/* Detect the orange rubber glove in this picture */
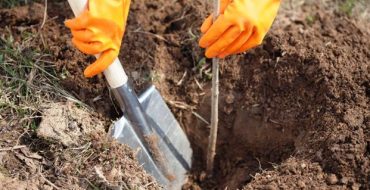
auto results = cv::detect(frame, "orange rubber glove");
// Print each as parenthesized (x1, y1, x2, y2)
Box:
(199, 0, 281, 58)
(65, 0, 131, 78)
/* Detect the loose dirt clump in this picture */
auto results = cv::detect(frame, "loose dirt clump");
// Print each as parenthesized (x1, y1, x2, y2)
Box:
(37, 102, 105, 146)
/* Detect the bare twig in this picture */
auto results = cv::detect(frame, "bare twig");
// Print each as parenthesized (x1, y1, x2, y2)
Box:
(192, 111, 210, 126)
(40, 0, 48, 29)
(166, 99, 195, 110)
(131, 30, 168, 42)
(194, 77, 204, 90)
(255, 157, 263, 172)
(177, 70, 188, 86)
(143, 181, 156, 188)
(0, 145, 27, 151)
(39, 168, 61, 190)
(206, 0, 221, 175)
(16, 130, 28, 147)
(68, 142, 91, 151)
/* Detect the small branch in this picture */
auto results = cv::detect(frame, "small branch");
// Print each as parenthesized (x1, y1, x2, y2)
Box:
(143, 181, 155, 188)
(176, 70, 187, 86)
(206, 0, 221, 175)
(68, 142, 91, 150)
(192, 111, 210, 126)
(131, 30, 168, 42)
(40, 170, 60, 190)
(42, 176, 60, 190)
(166, 99, 195, 110)
(194, 77, 204, 90)
(40, 0, 48, 29)
(0, 145, 27, 151)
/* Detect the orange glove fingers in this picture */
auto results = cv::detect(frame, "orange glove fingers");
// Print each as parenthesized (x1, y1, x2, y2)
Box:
(220, 0, 232, 12)
(65, 0, 131, 78)
(200, 15, 213, 34)
(200, 0, 232, 33)
(199, 0, 281, 58)
(84, 50, 117, 78)
(88, 18, 123, 40)
(72, 38, 104, 55)
(199, 15, 232, 48)
(64, 11, 89, 30)
(236, 31, 263, 54)
(201, 0, 232, 34)
(205, 26, 241, 58)
(71, 29, 94, 42)
(218, 26, 253, 58)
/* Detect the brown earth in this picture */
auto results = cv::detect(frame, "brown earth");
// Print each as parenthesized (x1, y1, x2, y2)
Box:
(0, 102, 160, 189)
(1, 1, 369, 190)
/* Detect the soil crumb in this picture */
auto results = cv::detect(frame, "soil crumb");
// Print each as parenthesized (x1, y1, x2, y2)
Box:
(144, 134, 176, 182)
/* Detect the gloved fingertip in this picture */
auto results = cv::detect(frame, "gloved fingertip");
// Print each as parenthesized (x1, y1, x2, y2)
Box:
(71, 38, 81, 47)
(83, 68, 96, 78)
(198, 39, 206, 48)
(200, 26, 207, 34)
(64, 20, 72, 28)
(205, 50, 216, 59)
(65, 19, 83, 30)
(200, 15, 213, 33)
(199, 36, 212, 48)
(84, 50, 117, 78)
(218, 54, 227, 59)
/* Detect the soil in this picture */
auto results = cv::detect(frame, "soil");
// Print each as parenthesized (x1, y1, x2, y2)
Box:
(0, 103, 159, 189)
(1, 1, 369, 190)
(37, 102, 106, 147)
(144, 134, 176, 182)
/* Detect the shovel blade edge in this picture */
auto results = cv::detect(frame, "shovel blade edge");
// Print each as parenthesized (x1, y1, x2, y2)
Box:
(111, 85, 193, 190)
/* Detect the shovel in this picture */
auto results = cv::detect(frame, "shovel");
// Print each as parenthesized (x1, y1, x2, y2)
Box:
(67, 1, 193, 189)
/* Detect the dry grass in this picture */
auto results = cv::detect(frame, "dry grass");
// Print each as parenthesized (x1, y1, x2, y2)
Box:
(0, 28, 81, 128)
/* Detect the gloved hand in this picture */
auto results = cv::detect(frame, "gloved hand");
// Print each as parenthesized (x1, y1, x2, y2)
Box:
(199, 0, 281, 58)
(65, 0, 131, 78)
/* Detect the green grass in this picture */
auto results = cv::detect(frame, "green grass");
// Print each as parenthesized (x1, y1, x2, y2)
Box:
(195, 57, 212, 81)
(305, 15, 316, 26)
(0, 28, 80, 128)
(0, 0, 30, 8)
(339, 0, 357, 16)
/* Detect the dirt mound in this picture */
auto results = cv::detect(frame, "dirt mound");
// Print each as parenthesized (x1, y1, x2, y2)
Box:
(1, 1, 369, 190)
(0, 102, 159, 189)
(243, 158, 342, 190)
(184, 4, 369, 189)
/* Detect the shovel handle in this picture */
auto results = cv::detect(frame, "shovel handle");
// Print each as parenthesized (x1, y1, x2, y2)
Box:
(67, 0, 154, 137)
(67, 0, 128, 89)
